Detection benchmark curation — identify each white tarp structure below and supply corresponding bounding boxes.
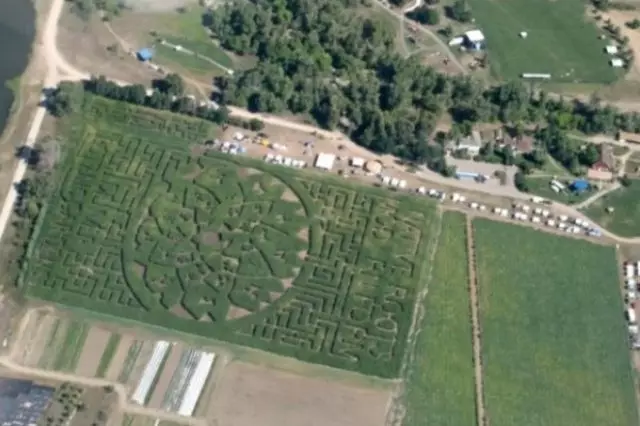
[177,352,216,416]
[314,153,336,170]
[350,157,365,168]
[132,341,171,405]
[606,45,618,54]
[611,58,624,68]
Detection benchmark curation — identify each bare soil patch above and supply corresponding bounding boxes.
[58,8,160,85]
[147,343,184,409]
[21,314,57,367]
[206,362,391,426]
[296,229,309,242]
[280,278,294,290]
[105,335,134,381]
[201,231,219,245]
[75,327,112,377]
[170,304,193,320]
[280,188,299,202]
[226,306,252,320]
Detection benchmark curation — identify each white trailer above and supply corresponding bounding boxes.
[532,216,541,224]
[559,215,569,222]
[626,264,635,279]
[627,308,637,324]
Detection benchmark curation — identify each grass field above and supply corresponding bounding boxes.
[22,94,439,378]
[52,320,89,371]
[583,181,640,237]
[403,212,476,426]
[467,0,619,83]
[96,333,121,378]
[523,176,595,205]
[473,219,637,426]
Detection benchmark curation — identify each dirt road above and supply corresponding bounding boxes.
[465,218,487,426]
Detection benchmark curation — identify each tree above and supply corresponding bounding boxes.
[514,171,529,192]
[406,6,440,25]
[48,82,84,117]
[446,0,472,22]
[157,73,185,97]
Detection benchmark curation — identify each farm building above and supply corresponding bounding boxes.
[618,131,640,144]
[314,153,336,171]
[453,130,483,154]
[570,179,590,193]
[365,160,382,174]
[610,58,624,68]
[350,157,365,168]
[587,145,614,181]
[464,30,486,51]
[605,45,618,54]
[136,48,154,61]
[132,341,171,405]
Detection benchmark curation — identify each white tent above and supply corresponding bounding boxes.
[611,58,624,68]
[350,157,365,168]
[314,153,336,170]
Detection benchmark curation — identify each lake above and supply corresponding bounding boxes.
[0,0,36,137]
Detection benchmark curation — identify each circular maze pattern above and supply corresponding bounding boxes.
[124,165,311,323]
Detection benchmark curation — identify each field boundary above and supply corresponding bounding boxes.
[385,208,444,426]
[466,217,488,426]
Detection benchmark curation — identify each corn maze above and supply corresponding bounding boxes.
[23,96,439,377]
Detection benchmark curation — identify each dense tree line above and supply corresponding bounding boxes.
[205,0,640,175]
[48,74,265,132]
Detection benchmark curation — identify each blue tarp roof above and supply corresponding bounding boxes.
[570,179,589,191]
[137,48,153,61]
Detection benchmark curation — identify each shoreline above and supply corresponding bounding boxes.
[0,0,47,144]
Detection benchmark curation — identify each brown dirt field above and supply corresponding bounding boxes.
[57,8,159,86]
[206,362,391,426]
[147,343,183,409]
[125,341,156,389]
[20,314,57,367]
[75,327,112,377]
[104,335,134,381]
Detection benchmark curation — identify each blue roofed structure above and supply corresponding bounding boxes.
[136,48,154,61]
[570,179,590,193]
[0,378,54,426]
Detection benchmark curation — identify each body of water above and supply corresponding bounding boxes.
[0,0,36,137]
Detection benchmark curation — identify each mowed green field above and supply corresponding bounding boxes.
[22,94,440,378]
[404,212,476,426]
[473,219,637,426]
[583,180,640,237]
[468,0,618,83]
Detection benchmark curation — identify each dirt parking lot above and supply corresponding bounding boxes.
[206,361,391,426]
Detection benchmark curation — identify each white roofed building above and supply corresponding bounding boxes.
[464,30,486,50]
[605,45,618,54]
[314,153,336,170]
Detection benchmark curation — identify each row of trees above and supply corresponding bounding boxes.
[49,74,265,131]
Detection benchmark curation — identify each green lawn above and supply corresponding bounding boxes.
[403,211,476,426]
[583,180,640,237]
[52,321,89,372]
[473,219,637,426]
[159,35,233,69]
[523,176,596,205]
[467,0,619,83]
[154,44,228,77]
[96,333,121,378]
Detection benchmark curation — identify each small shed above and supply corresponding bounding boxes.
[611,58,624,68]
[136,48,154,61]
[365,160,382,174]
[570,179,590,193]
[464,30,486,51]
[350,157,365,168]
[605,45,618,54]
[314,153,336,170]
